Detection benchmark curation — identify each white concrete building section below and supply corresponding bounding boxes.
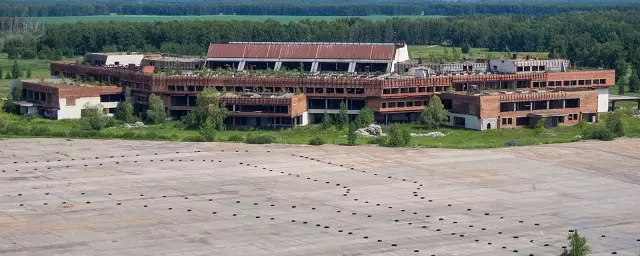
[596,88,609,112]
[57,97,119,119]
[489,58,569,74]
[85,52,144,67]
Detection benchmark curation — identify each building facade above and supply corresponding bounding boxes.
[18,79,124,119]
[43,42,614,129]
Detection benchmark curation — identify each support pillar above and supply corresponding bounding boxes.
[529,101,533,111]
[348,62,356,73]
[274,62,282,71]
[311,62,319,72]
[546,100,549,109]
[237,61,246,71]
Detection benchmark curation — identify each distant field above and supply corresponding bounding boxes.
[30,15,444,24]
[408,45,549,60]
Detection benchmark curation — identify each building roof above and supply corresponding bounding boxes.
[207,42,398,60]
[22,79,123,94]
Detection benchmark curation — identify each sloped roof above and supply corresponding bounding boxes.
[207,42,398,61]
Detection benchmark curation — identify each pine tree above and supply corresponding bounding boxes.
[321,111,333,130]
[628,70,639,93]
[11,60,22,79]
[347,122,357,146]
[560,230,591,256]
[618,81,625,95]
[335,101,349,128]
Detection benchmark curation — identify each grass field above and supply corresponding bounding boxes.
[0,55,52,97]
[408,45,549,60]
[30,15,444,24]
[0,111,594,149]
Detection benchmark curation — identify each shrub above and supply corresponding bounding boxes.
[182,135,206,142]
[582,123,615,141]
[29,126,51,136]
[120,131,138,140]
[245,135,276,144]
[604,111,625,137]
[347,122,357,145]
[368,136,387,146]
[308,137,325,145]
[386,124,411,147]
[227,134,245,142]
[355,107,375,128]
[198,119,216,142]
[420,95,447,129]
[68,129,100,138]
[534,117,546,135]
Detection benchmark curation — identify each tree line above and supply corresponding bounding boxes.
[29,11,640,72]
[1,2,640,17]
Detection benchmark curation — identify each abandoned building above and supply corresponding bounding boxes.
[37,42,615,129]
[205,42,410,73]
[15,79,123,119]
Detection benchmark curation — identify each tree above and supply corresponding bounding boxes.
[52,49,63,61]
[321,111,333,130]
[355,107,374,128]
[199,118,216,142]
[628,70,639,93]
[605,110,625,137]
[114,87,136,123]
[420,95,447,129]
[11,60,22,79]
[347,122,357,145]
[146,94,167,124]
[26,68,31,78]
[4,73,11,79]
[11,80,22,102]
[387,124,411,147]
[560,230,591,256]
[535,117,547,134]
[335,101,348,128]
[0,67,3,79]
[618,81,625,95]
[461,43,471,54]
[80,103,109,131]
[183,88,227,130]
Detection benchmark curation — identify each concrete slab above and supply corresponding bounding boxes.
[1,138,640,255]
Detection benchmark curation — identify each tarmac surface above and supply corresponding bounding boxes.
[1,138,639,256]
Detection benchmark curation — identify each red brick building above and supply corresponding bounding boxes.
[47,43,614,129]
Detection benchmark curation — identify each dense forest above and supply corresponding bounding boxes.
[1,2,640,16]
[2,11,639,79]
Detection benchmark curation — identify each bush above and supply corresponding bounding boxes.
[20,113,41,121]
[67,129,100,138]
[534,117,546,135]
[386,124,411,147]
[308,137,325,145]
[355,107,375,128]
[182,135,206,142]
[199,119,216,142]
[604,111,625,137]
[227,134,245,142]
[29,126,51,136]
[582,123,615,141]
[347,122,357,145]
[245,135,276,144]
[368,136,387,146]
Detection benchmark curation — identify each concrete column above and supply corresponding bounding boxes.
[274,62,282,71]
[546,100,549,109]
[325,98,328,110]
[348,62,356,73]
[529,101,533,111]
[237,61,246,71]
[562,100,566,109]
[513,103,516,112]
[311,62,319,72]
